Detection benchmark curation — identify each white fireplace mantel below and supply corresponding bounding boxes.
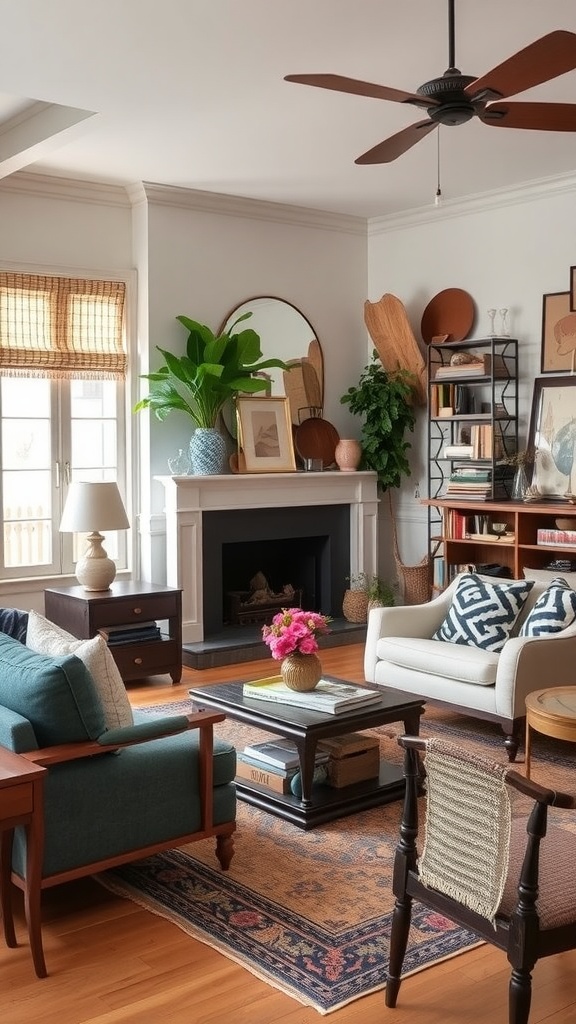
[156,471,379,643]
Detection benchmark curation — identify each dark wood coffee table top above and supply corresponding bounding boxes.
[189,677,424,829]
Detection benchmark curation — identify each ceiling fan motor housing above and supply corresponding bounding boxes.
[418,69,478,125]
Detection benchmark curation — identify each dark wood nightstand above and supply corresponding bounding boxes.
[0,747,46,977]
[44,581,182,684]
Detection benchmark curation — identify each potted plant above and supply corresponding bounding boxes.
[340,354,417,491]
[134,311,289,474]
[342,572,395,623]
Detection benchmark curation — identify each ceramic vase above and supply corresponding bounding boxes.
[189,428,227,476]
[280,651,322,691]
[335,438,361,472]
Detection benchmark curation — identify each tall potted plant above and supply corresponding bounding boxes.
[340,354,417,491]
[134,312,289,474]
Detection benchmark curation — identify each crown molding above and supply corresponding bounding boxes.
[0,170,131,207]
[134,181,367,236]
[368,171,576,235]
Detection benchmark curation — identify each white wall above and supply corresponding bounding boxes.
[134,185,369,579]
[2,170,575,607]
[367,177,576,584]
[0,175,369,599]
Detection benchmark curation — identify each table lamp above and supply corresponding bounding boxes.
[60,481,130,591]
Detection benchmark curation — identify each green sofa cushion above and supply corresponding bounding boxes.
[11,722,237,878]
[0,632,105,746]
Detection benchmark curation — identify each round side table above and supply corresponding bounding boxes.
[524,686,576,779]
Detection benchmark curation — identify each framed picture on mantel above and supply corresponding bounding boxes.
[528,375,576,500]
[236,396,296,473]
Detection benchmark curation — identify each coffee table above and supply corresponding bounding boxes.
[188,677,424,829]
[525,686,576,779]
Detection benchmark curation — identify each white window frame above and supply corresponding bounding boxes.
[0,261,136,587]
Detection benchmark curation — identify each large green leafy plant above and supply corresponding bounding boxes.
[340,355,417,490]
[134,312,289,429]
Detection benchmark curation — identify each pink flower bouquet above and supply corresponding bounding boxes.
[262,608,331,660]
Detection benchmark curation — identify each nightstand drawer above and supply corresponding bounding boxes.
[110,639,180,679]
[0,782,33,819]
[89,593,180,629]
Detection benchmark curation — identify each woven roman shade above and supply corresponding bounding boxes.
[0,273,127,380]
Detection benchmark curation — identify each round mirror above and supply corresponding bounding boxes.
[219,296,323,424]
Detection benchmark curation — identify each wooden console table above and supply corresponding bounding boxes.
[0,747,46,977]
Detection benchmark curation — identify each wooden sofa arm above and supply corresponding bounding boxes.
[20,710,226,767]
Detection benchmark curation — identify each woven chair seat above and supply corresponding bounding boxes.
[499,818,576,929]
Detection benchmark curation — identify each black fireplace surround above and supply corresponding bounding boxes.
[202,504,350,638]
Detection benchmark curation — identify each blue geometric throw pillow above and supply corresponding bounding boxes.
[519,577,576,637]
[433,573,534,653]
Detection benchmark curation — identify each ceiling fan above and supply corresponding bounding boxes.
[285,0,576,164]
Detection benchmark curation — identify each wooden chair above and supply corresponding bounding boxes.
[386,735,576,1024]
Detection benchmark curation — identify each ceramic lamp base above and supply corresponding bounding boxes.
[75,532,116,591]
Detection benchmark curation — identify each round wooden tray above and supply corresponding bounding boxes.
[421,288,475,344]
[294,417,340,467]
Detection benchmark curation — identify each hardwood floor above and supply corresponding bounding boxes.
[4,644,576,1023]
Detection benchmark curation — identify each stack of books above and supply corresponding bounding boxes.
[433,353,507,379]
[97,620,161,645]
[236,738,329,794]
[242,677,382,715]
[443,464,514,502]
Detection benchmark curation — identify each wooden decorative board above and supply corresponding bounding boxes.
[364,293,427,405]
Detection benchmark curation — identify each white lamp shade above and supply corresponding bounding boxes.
[60,482,129,591]
[60,481,130,534]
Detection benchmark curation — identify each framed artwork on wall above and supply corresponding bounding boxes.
[236,396,296,473]
[540,291,576,373]
[527,376,576,501]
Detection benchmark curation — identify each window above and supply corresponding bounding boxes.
[0,271,128,580]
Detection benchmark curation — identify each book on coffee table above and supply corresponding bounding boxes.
[241,738,328,771]
[242,677,382,714]
[235,758,296,794]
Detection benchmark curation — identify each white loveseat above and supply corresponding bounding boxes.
[364,573,576,760]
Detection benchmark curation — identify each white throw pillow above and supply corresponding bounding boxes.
[26,610,133,729]
[523,567,576,590]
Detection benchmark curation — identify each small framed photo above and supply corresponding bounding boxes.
[236,396,296,473]
[527,375,576,500]
[541,291,576,373]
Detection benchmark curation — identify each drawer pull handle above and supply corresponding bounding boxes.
[134,657,143,665]
[133,607,142,615]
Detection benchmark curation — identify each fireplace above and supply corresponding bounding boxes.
[156,471,379,666]
[203,504,350,636]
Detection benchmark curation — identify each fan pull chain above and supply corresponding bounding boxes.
[435,128,442,206]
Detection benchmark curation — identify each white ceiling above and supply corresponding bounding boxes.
[2,0,576,218]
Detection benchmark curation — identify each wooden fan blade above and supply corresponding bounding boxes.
[284,74,434,109]
[481,101,576,131]
[355,120,437,165]
[466,30,576,102]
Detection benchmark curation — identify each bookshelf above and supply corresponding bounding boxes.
[427,337,519,588]
[424,497,576,590]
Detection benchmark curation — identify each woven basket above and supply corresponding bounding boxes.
[342,589,369,623]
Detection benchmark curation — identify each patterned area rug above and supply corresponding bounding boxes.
[95,702,575,1015]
